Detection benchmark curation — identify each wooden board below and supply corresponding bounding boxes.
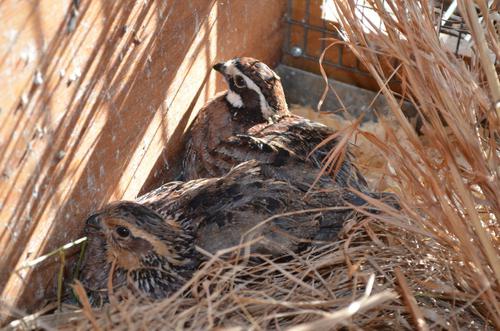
[0,0,286,317]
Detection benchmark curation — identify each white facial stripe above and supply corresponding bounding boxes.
[223,60,273,119]
[226,90,243,108]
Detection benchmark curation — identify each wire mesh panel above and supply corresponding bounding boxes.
[283,0,368,75]
[282,0,390,92]
[437,0,497,62]
[282,0,497,92]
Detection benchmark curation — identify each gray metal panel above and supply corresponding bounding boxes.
[276,64,417,123]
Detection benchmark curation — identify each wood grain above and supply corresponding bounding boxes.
[0,0,286,316]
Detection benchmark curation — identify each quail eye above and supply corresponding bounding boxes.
[116,226,130,238]
[234,75,246,88]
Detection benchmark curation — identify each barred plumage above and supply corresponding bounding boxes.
[182,57,368,193]
[79,160,382,303]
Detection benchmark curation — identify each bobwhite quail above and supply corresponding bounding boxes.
[79,160,364,303]
[182,57,368,192]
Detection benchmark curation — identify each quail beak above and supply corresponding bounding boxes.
[85,214,101,231]
[212,62,225,74]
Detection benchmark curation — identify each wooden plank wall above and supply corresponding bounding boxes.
[0,0,286,317]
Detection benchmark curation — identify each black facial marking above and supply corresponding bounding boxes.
[234,60,253,76]
[226,88,266,124]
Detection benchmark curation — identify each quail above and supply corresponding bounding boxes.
[182,57,368,192]
[79,160,368,303]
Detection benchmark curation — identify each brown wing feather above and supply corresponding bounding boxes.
[139,161,355,256]
[183,107,369,192]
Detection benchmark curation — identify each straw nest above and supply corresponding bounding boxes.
[4,0,499,329]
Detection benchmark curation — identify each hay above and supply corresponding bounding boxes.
[4,0,499,329]
[290,103,404,191]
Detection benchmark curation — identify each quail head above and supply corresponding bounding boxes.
[211,57,289,124]
[182,57,289,180]
[79,201,196,304]
[79,160,370,303]
[182,57,369,193]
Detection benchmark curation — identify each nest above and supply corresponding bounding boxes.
[4,0,499,329]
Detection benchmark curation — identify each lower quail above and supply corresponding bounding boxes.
[79,160,368,303]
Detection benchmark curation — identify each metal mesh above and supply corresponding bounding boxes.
[283,0,370,75]
[283,1,495,71]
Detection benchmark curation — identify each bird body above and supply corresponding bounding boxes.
[79,161,359,302]
[78,57,398,303]
[182,57,368,192]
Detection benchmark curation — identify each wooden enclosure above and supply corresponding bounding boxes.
[0,0,286,317]
[1,0,462,319]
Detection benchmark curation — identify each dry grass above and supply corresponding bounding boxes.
[328,0,499,328]
[4,0,499,329]
[290,103,405,191]
[7,222,482,330]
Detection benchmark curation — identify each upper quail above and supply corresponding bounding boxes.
[79,160,362,303]
[182,57,368,192]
